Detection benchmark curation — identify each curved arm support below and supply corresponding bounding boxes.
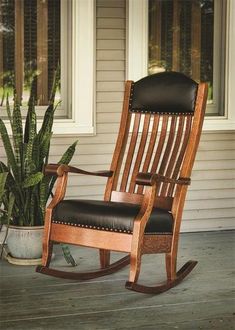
[136,172,191,186]
[44,164,113,178]
[47,174,68,210]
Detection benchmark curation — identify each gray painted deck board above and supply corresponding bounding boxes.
[0,231,234,329]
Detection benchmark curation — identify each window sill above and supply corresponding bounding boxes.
[53,119,95,136]
[203,117,235,131]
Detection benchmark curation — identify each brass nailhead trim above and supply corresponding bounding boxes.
[52,220,132,234]
[130,109,194,115]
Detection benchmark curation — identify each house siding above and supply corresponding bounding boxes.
[0,0,234,232]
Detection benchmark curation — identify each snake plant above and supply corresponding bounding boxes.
[0,73,78,227]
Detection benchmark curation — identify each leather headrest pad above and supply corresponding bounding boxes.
[130,71,198,114]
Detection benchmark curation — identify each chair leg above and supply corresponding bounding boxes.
[165,252,177,281]
[41,240,53,267]
[99,249,110,268]
[126,237,197,294]
[128,251,142,283]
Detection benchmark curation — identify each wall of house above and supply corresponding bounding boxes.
[0,0,234,232]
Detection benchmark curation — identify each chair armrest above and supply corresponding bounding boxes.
[136,172,191,186]
[44,164,113,178]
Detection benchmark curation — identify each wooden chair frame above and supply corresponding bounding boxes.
[36,76,208,294]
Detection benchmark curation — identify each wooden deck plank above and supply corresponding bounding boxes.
[1,269,233,312]
[0,231,234,329]
[1,246,234,290]
[0,299,234,329]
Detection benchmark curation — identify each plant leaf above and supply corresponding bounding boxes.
[7,192,15,225]
[48,65,60,105]
[61,244,77,266]
[48,140,78,197]
[24,104,37,175]
[23,172,43,188]
[0,119,19,180]
[40,132,52,160]
[12,95,23,171]
[58,140,78,165]
[39,176,51,217]
[25,77,37,143]
[0,172,8,201]
[6,95,13,128]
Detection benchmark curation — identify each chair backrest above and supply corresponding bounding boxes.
[104,72,208,210]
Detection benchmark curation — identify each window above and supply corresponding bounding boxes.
[0,0,69,116]
[128,0,235,130]
[0,0,95,135]
[148,0,225,116]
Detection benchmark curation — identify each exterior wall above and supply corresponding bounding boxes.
[0,0,234,231]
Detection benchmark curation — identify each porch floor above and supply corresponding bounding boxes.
[0,231,234,330]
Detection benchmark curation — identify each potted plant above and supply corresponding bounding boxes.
[0,74,77,265]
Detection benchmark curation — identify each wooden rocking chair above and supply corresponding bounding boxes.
[36,72,208,294]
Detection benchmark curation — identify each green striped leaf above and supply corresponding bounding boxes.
[6,192,15,225]
[0,119,18,180]
[48,66,60,105]
[6,95,13,127]
[32,135,40,169]
[0,172,8,201]
[38,104,55,143]
[24,95,37,144]
[24,104,37,174]
[39,176,51,216]
[0,162,19,204]
[37,67,60,142]
[40,132,52,160]
[12,96,23,167]
[58,140,78,165]
[23,172,43,188]
[48,140,78,197]
[61,244,77,266]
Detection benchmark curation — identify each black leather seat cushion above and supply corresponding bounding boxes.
[52,200,173,234]
[130,71,198,114]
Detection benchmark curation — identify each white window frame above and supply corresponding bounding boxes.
[4,0,95,136]
[55,0,95,135]
[127,0,235,131]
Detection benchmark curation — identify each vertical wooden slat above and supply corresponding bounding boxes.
[120,113,141,192]
[158,116,177,175]
[161,115,185,196]
[37,0,48,105]
[129,114,151,193]
[167,115,193,196]
[157,116,177,195]
[191,1,201,81]
[137,115,160,194]
[0,0,3,92]
[15,0,24,102]
[165,116,185,176]
[172,0,180,71]
[150,115,169,173]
